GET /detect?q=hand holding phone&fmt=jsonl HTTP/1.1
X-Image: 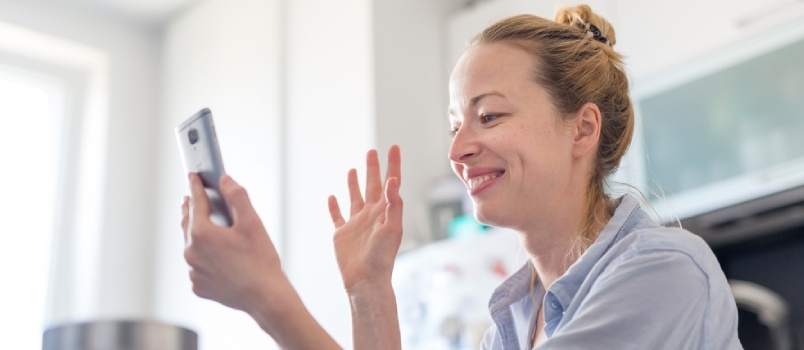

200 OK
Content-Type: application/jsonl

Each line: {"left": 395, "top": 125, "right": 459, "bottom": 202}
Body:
{"left": 176, "top": 108, "right": 233, "bottom": 226}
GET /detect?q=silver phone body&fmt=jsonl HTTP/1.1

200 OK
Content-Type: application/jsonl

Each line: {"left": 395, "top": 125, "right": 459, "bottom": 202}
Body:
{"left": 175, "top": 108, "right": 233, "bottom": 227}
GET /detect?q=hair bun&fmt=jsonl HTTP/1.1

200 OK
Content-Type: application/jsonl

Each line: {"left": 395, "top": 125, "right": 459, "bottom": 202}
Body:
{"left": 554, "top": 4, "right": 616, "bottom": 47}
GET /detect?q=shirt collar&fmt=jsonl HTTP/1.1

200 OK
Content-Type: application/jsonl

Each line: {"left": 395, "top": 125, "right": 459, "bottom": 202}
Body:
{"left": 487, "top": 262, "right": 543, "bottom": 349}
{"left": 546, "top": 195, "right": 642, "bottom": 312}
{"left": 487, "top": 195, "right": 647, "bottom": 342}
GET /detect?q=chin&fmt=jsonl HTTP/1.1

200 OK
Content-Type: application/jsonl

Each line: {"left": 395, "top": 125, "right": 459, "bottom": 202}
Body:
{"left": 473, "top": 205, "right": 507, "bottom": 228}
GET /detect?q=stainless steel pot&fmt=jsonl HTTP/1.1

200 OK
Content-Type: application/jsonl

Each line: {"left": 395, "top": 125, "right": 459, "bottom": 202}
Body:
{"left": 42, "top": 320, "right": 197, "bottom": 350}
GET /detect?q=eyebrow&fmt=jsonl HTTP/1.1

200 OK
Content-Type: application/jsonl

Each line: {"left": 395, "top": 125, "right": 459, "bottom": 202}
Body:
{"left": 470, "top": 91, "right": 506, "bottom": 106}
{"left": 448, "top": 91, "right": 507, "bottom": 116}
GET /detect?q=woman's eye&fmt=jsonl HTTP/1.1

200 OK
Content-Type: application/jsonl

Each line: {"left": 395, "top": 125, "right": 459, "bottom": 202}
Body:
{"left": 449, "top": 126, "right": 459, "bottom": 137}
{"left": 482, "top": 114, "right": 499, "bottom": 123}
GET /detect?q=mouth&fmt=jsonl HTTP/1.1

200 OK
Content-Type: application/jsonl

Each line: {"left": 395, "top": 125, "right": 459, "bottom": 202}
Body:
{"left": 467, "top": 170, "right": 505, "bottom": 192}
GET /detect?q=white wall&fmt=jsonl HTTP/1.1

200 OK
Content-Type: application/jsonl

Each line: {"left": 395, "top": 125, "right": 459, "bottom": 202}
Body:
{"left": 153, "top": 0, "right": 283, "bottom": 348}
{"left": 0, "top": 0, "right": 160, "bottom": 323}
{"left": 282, "top": 0, "right": 374, "bottom": 347}
{"left": 372, "top": 0, "right": 466, "bottom": 251}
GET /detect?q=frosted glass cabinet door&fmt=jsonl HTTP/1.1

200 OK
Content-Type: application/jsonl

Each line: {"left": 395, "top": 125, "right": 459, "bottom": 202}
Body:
{"left": 637, "top": 25, "right": 804, "bottom": 219}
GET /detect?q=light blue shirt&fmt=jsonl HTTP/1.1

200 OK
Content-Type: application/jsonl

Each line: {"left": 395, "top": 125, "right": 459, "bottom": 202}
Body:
{"left": 481, "top": 195, "right": 743, "bottom": 350}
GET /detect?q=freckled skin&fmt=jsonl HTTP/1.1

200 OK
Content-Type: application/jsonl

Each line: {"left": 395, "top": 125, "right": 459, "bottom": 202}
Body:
{"left": 448, "top": 43, "right": 579, "bottom": 233}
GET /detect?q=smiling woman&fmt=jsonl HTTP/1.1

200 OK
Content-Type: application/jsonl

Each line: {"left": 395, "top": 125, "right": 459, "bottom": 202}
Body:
{"left": 179, "top": 4, "right": 743, "bottom": 350}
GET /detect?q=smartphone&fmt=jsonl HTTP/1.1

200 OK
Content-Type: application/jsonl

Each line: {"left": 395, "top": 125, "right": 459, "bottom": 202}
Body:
{"left": 175, "top": 108, "right": 233, "bottom": 227}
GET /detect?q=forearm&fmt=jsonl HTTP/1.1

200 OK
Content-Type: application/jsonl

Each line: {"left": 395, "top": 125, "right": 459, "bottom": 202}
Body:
{"left": 348, "top": 280, "right": 401, "bottom": 350}
{"left": 248, "top": 276, "right": 342, "bottom": 350}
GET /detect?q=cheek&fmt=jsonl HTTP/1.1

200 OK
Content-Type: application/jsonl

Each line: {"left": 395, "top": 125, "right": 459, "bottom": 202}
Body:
{"left": 493, "top": 126, "right": 528, "bottom": 151}
{"left": 508, "top": 127, "right": 564, "bottom": 177}
{"left": 451, "top": 162, "right": 463, "bottom": 178}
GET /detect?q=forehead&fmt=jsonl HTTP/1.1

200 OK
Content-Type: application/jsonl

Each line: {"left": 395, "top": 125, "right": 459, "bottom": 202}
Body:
{"left": 449, "top": 43, "right": 537, "bottom": 104}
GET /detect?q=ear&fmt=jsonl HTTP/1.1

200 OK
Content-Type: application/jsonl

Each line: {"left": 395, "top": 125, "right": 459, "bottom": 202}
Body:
{"left": 571, "top": 102, "right": 602, "bottom": 159}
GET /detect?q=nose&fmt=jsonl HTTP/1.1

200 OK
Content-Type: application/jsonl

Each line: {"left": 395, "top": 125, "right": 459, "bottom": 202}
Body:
{"left": 448, "top": 126, "right": 481, "bottom": 163}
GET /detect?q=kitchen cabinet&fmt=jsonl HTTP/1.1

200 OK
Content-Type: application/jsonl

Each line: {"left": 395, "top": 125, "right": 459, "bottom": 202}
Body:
{"left": 613, "top": 0, "right": 782, "bottom": 81}
{"left": 627, "top": 8, "right": 804, "bottom": 222}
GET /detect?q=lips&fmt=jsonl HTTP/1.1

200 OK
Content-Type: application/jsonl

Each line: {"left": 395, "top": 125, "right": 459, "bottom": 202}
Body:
{"left": 468, "top": 171, "right": 503, "bottom": 190}
{"left": 464, "top": 168, "right": 505, "bottom": 194}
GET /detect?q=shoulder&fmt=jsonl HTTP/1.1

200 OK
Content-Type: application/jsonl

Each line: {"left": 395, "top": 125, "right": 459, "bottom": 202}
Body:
{"left": 597, "top": 195, "right": 718, "bottom": 270}
{"left": 596, "top": 227, "right": 712, "bottom": 290}
{"left": 589, "top": 225, "right": 740, "bottom": 349}
{"left": 618, "top": 225, "right": 709, "bottom": 255}
{"left": 597, "top": 222, "right": 733, "bottom": 303}
{"left": 611, "top": 222, "right": 720, "bottom": 272}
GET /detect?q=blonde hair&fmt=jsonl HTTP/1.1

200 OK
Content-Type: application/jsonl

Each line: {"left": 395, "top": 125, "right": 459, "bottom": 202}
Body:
{"left": 470, "top": 5, "right": 634, "bottom": 260}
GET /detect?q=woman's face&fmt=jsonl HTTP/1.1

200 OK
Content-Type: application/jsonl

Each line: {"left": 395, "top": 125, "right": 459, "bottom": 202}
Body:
{"left": 448, "top": 43, "right": 578, "bottom": 230}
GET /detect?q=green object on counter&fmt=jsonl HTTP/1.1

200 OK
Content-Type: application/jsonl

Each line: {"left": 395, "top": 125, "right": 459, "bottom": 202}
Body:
{"left": 447, "top": 215, "right": 488, "bottom": 239}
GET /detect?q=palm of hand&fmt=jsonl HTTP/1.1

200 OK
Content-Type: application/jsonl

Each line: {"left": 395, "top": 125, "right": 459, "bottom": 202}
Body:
{"left": 329, "top": 146, "right": 403, "bottom": 292}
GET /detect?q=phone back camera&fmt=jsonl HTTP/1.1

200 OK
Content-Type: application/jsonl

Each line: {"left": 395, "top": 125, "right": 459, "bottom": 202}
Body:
{"left": 188, "top": 129, "right": 199, "bottom": 145}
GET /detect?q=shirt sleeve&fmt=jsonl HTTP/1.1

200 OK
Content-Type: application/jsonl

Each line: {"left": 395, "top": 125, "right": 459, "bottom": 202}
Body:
{"left": 537, "top": 249, "right": 715, "bottom": 350}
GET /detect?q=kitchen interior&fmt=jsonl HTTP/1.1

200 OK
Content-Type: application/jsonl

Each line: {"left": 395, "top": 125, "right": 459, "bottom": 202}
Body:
{"left": 1, "top": 0, "right": 803, "bottom": 349}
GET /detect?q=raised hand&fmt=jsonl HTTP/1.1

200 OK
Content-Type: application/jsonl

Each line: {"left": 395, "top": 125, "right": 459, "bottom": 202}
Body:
{"left": 328, "top": 145, "right": 403, "bottom": 293}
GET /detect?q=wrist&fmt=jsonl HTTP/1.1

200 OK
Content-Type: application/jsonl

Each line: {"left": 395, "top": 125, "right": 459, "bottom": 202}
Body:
{"left": 345, "top": 272, "right": 394, "bottom": 295}
{"left": 245, "top": 272, "right": 343, "bottom": 349}
{"left": 246, "top": 270, "right": 295, "bottom": 322}
{"left": 347, "top": 277, "right": 402, "bottom": 350}
{"left": 347, "top": 278, "right": 395, "bottom": 311}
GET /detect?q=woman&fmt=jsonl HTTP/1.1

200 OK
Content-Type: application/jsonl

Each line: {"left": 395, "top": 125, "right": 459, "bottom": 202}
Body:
{"left": 181, "top": 4, "right": 742, "bottom": 349}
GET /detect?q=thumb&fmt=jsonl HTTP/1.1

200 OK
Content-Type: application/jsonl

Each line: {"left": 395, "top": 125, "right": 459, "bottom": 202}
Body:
{"left": 189, "top": 173, "right": 211, "bottom": 219}
{"left": 219, "top": 174, "right": 256, "bottom": 223}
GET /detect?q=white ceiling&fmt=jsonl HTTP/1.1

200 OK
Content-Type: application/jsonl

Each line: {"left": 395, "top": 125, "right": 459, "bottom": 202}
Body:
{"left": 58, "top": 0, "right": 206, "bottom": 24}
{"left": 98, "top": 0, "right": 200, "bottom": 18}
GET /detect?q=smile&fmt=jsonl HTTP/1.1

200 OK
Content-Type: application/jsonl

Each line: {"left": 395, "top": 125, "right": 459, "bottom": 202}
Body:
{"left": 467, "top": 170, "right": 504, "bottom": 191}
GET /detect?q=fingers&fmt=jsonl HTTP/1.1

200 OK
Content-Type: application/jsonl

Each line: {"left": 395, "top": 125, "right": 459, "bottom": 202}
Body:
{"left": 328, "top": 195, "right": 346, "bottom": 228}
{"left": 181, "top": 196, "right": 190, "bottom": 244}
{"left": 383, "top": 177, "right": 404, "bottom": 241}
{"left": 365, "top": 149, "right": 382, "bottom": 203}
{"left": 219, "top": 174, "right": 255, "bottom": 225}
{"left": 384, "top": 177, "right": 403, "bottom": 221}
{"left": 188, "top": 172, "right": 211, "bottom": 222}
{"left": 346, "top": 169, "right": 364, "bottom": 217}
{"left": 385, "top": 145, "right": 401, "bottom": 187}
{"left": 338, "top": 146, "right": 401, "bottom": 221}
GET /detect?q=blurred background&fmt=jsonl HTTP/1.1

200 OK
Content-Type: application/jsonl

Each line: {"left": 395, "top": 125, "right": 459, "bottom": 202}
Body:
{"left": 1, "top": 0, "right": 803, "bottom": 349}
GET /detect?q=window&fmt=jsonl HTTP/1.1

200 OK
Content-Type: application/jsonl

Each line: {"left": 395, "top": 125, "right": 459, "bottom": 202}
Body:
{"left": 0, "top": 19, "right": 109, "bottom": 346}
{"left": 0, "top": 64, "right": 66, "bottom": 350}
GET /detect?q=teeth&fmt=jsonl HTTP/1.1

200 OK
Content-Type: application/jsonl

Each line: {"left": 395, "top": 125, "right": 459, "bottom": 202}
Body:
{"left": 468, "top": 172, "right": 501, "bottom": 190}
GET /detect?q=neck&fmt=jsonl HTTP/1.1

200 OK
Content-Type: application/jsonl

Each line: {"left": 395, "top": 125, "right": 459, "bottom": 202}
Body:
{"left": 519, "top": 220, "right": 581, "bottom": 289}
{"left": 519, "top": 184, "right": 609, "bottom": 289}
